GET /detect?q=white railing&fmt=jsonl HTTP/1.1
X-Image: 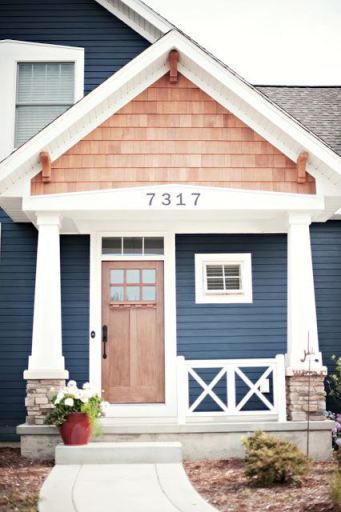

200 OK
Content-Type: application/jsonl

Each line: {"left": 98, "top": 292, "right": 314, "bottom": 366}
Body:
{"left": 176, "top": 355, "right": 286, "bottom": 423}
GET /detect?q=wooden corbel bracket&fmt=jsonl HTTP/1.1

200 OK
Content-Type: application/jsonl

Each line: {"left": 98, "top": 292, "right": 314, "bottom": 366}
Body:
{"left": 296, "top": 151, "right": 309, "bottom": 184}
{"left": 40, "top": 151, "right": 52, "bottom": 183}
{"left": 169, "top": 49, "right": 179, "bottom": 84}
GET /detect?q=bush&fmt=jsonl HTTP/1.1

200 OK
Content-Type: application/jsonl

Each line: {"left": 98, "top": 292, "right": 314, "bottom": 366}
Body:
{"left": 330, "top": 471, "right": 341, "bottom": 511}
{"left": 242, "top": 431, "right": 309, "bottom": 486}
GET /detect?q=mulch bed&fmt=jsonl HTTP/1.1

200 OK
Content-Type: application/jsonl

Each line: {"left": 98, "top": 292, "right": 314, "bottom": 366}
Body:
{"left": 0, "top": 448, "right": 52, "bottom": 512}
{"left": 0, "top": 447, "right": 337, "bottom": 512}
{"left": 184, "top": 459, "right": 338, "bottom": 512}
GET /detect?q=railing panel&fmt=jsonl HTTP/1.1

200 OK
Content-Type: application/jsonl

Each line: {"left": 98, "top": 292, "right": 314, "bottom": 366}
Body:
{"left": 176, "top": 355, "right": 286, "bottom": 423}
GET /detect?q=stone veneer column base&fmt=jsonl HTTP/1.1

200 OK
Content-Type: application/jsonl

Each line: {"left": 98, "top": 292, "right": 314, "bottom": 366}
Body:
{"left": 25, "top": 379, "right": 65, "bottom": 425}
{"left": 286, "top": 372, "right": 326, "bottom": 421}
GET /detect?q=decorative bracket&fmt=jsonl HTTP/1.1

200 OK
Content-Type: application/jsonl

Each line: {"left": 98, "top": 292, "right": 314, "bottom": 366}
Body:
{"left": 296, "top": 151, "right": 308, "bottom": 184}
{"left": 169, "top": 49, "right": 179, "bottom": 84}
{"left": 40, "top": 151, "right": 52, "bottom": 183}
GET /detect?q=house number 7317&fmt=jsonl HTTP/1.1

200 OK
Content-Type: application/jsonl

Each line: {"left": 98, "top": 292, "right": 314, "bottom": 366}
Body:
{"left": 146, "top": 192, "right": 201, "bottom": 207}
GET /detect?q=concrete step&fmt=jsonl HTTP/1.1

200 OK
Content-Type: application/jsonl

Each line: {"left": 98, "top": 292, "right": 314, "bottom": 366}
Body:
{"left": 55, "top": 441, "right": 182, "bottom": 465}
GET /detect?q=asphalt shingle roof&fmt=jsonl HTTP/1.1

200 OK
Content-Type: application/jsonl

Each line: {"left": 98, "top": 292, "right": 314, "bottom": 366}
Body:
{"left": 256, "top": 86, "right": 341, "bottom": 156}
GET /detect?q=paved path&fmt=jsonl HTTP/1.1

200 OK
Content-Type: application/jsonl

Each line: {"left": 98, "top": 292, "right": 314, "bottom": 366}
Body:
{"left": 39, "top": 443, "right": 217, "bottom": 512}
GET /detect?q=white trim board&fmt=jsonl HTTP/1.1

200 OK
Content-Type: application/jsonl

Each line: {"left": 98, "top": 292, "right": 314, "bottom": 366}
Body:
{"left": 94, "top": 0, "right": 172, "bottom": 43}
{"left": 89, "top": 230, "right": 177, "bottom": 417}
{"left": 2, "top": 30, "right": 341, "bottom": 217}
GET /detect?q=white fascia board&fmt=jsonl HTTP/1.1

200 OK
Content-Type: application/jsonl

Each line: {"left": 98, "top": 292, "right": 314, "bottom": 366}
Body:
{"left": 94, "top": 0, "right": 172, "bottom": 42}
{"left": 22, "top": 184, "right": 325, "bottom": 214}
{"left": 2, "top": 30, "right": 341, "bottom": 199}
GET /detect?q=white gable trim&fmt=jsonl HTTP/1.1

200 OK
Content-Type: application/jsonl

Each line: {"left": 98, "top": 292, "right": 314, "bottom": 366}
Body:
{"left": 94, "top": 0, "right": 172, "bottom": 42}
{"left": 1, "top": 30, "right": 341, "bottom": 205}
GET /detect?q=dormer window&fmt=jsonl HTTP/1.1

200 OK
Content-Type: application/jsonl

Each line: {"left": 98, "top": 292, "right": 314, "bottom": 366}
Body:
{"left": 15, "top": 62, "right": 75, "bottom": 147}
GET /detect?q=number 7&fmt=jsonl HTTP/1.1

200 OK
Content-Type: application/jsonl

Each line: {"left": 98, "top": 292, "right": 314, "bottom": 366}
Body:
{"left": 191, "top": 193, "right": 201, "bottom": 206}
{"left": 146, "top": 193, "right": 156, "bottom": 206}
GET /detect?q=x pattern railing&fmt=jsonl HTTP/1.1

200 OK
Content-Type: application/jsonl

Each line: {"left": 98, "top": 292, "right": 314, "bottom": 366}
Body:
{"left": 177, "top": 355, "right": 286, "bottom": 423}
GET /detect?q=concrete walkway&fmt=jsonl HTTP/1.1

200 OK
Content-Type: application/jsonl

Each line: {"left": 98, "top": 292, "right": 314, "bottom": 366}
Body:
{"left": 39, "top": 442, "right": 217, "bottom": 512}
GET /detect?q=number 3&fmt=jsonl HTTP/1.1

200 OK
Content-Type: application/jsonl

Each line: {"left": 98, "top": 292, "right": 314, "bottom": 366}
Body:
{"left": 161, "top": 193, "right": 171, "bottom": 206}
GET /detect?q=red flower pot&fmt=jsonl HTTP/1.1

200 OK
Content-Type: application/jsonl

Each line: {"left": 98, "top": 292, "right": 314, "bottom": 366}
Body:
{"left": 59, "top": 412, "right": 91, "bottom": 445}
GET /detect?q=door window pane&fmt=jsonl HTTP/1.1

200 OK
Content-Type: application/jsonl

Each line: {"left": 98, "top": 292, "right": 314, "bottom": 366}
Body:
{"left": 142, "top": 269, "right": 156, "bottom": 284}
{"left": 110, "top": 269, "right": 124, "bottom": 283}
{"left": 110, "top": 286, "right": 124, "bottom": 301}
{"left": 126, "top": 269, "right": 140, "bottom": 284}
{"left": 144, "top": 237, "right": 164, "bottom": 255}
{"left": 126, "top": 286, "right": 140, "bottom": 301}
{"left": 142, "top": 286, "right": 156, "bottom": 301}
{"left": 124, "top": 237, "right": 143, "bottom": 255}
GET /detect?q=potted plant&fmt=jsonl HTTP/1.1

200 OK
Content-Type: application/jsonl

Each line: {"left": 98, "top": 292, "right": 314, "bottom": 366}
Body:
{"left": 45, "top": 380, "right": 108, "bottom": 446}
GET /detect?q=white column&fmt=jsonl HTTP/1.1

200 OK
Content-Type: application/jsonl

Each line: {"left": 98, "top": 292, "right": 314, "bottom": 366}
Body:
{"left": 24, "top": 214, "right": 68, "bottom": 379}
{"left": 286, "top": 213, "right": 325, "bottom": 372}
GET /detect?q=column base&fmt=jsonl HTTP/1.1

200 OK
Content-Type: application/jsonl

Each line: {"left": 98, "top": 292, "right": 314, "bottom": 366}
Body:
{"left": 286, "top": 371, "right": 327, "bottom": 421}
{"left": 25, "top": 379, "right": 66, "bottom": 425}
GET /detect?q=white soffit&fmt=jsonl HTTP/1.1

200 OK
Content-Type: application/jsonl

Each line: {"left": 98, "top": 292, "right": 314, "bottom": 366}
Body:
{"left": 94, "top": 0, "right": 172, "bottom": 42}
{"left": 1, "top": 30, "right": 341, "bottom": 200}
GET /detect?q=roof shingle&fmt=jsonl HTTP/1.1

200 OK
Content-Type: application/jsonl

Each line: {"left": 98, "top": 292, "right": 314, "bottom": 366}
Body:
{"left": 256, "top": 86, "right": 341, "bottom": 156}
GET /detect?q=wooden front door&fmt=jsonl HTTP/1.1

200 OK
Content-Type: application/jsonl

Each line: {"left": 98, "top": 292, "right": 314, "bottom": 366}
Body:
{"left": 102, "top": 261, "right": 164, "bottom": 403}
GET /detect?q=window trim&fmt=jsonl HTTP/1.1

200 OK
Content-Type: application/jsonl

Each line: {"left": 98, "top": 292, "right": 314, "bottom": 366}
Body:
{"left": 195, "top": 253, "right": 253, "bottom": 304}
{"left": 0, "top": 40, "right": 84, "bottom": 160}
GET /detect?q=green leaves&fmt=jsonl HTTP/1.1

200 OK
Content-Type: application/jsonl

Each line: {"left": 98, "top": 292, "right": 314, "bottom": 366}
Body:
{"left": 242, "top": 431, "right": 309, "bottom": 486}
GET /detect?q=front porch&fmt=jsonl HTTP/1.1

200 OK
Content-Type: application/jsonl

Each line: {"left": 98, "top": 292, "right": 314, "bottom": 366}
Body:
{"left": 17, "top": 185, "right": 332, "bottom": 459}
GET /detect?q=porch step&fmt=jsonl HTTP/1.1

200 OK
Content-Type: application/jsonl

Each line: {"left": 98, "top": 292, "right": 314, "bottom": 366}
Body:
{"left": 55, "top": 441, "right": 182, "bottom": 465}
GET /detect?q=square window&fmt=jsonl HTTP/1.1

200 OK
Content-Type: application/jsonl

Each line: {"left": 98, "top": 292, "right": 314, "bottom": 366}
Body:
{"left": 195, "top": 254, "right": 252, "bottom": 304}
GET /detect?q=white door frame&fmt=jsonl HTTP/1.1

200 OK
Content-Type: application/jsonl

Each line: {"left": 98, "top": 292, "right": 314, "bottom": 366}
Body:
{"left": 89, "top": 230, "right": 177, "bottom": 417}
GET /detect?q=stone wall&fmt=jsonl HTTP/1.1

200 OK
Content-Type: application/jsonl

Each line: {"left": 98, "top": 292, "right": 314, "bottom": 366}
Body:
{"left": 286, "top": 372, "right": 326, "bottom": 421}
{"left": 25, "top": 379, "right": 65, "bottom": 425}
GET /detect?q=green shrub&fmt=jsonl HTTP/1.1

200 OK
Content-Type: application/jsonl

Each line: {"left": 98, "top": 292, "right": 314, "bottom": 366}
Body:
{"left": 242, "top": 431, "right": 309, "bottom": 486}
{"left": 330, "top": 471, "right": 341, "bottom": 511}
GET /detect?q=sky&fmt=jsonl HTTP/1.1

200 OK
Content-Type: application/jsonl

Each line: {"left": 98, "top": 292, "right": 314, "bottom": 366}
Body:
{"left": 144, "top": 0, "right": 341, "bottom": 85}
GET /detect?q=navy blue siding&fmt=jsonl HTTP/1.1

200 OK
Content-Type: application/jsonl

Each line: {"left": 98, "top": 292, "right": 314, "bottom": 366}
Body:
{"left": 61, "top": 235, "right": 90, "bottom": 385}
{"left": 0, "top": 210, "right": 37, "bottom": 441}
{"left": 311, "top": 221, "right": 341, "bottom": 374}
{"left": 0, "top": 220, "right": 90, "bottom": 440}
{"left": 176, "top": 234, "right": 287, "bottom": 361}
{"left": 0, "top": 0, "right": 150, "bottom": 94}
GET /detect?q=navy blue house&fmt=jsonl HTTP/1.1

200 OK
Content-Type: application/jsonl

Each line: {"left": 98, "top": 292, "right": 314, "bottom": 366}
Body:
{"left": 0, "top": 0, "right": 340, "bottom": 459}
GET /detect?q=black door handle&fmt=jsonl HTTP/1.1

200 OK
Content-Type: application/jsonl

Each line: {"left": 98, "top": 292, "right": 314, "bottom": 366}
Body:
{"left": 102, "top": 325, "right": 108, "bottom": 359}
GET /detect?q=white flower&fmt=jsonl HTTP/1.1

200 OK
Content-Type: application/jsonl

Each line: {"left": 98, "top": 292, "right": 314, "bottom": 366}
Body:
{"left": 55, "top": 391, "right": 65, "bottom": 403}
{"left": 67, "top": 380, "right": 77, "bottom": 388}
{"left": 101, "top": 401, "right": 110, "bottom": 413}
{"left": 80, "top": 394, "right": 89, "bottom": 404}
{"left": 82, "top": 382, "right": 91, "bottom": 390}
{"left": 64, "top": 398, "right": 74, "bottom": 407}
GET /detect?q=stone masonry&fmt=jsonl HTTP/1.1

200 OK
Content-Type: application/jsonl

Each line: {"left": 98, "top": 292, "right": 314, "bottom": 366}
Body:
{"left": 25, "top": 379, "right": 66, "bottom": 425}
{"left": 286, "top": 372, "right": 326, "bottom": 421}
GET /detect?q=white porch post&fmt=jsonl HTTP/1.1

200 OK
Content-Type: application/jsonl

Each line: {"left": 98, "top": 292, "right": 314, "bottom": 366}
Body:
{"left": 286, "top": 213, "right": 326, "bottom": 422}
{"left": 24, "top": 213, "right": 68, "bottom": 380}
{"left": 286, "top": 213, "right": 323, "bottom": 371}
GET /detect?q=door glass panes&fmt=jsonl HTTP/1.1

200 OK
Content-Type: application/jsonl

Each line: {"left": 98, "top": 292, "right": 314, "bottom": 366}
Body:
{"left": 102, "top": 237, "right": 164, "bottom": 256}
{"left": 124, "top": 237, "right": 142, "bottom": 255}
{"left": 109, "top": 267, "right": 158, "bottom": 303}
{"left": 110, "top": 269, "right": 124, "bottom": 283}
{"left": 142, "top": 269, "right": 156, "bottom": 284}
{"left": 144, "top": 237, "right": 164, "bottom": 255}
{"left": 111, "top": 286, "right": 124, "bottom": 301}
{"left": 126, "top": 286, "right": 140, "bottom": 301}
{"left": 126, "top": 269, "right": 140, "bottom": 283}
{"left": 142, "top": 286, "right": 156, "bottom": 301}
